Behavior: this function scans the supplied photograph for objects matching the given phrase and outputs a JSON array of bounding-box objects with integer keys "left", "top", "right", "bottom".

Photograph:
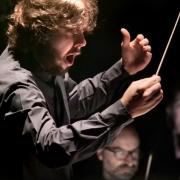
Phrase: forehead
[{"left": 110, "top": 130, "right": 139, "bottom": 150}]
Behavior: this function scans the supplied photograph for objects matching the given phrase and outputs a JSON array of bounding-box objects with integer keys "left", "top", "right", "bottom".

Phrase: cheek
[
  {"left": 104, "top": 155, "right": 122, "bottom": 169},
  {"left": 52, "top": 41, "right": 74, "bottom": 58},
  {"left": 52, "top": 49, "right": 67, "bottom": 69},
  {"left": 53, "top": 49, "right": 66, "bottom": 60},
  {"left": 135, "top": 159, "right": 139, "bottom": 166}
]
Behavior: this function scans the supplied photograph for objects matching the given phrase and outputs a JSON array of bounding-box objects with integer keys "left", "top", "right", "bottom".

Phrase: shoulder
[{"left": 0, "top": 49, "right": 37, "bottom": 94}]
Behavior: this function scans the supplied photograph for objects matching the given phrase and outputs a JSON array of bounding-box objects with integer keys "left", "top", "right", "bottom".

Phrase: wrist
[{"left": 121, "top": 59, "right": 136, "bottom": 75}]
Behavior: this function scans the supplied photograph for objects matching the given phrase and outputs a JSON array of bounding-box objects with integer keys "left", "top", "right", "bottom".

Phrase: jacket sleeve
[
  {"left": 3, "top": 79, "right": 132, "bottom": 168},
  {"left": 67, "top": 59, "right": 131, "bottom": 120}
]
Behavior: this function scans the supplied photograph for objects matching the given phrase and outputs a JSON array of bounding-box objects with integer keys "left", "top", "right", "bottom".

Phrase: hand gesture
[
  {"left": 120, "top": 75, "right": 163, "bottom": 118},
  {"left": 121, "top": 28, "right": 152, "bottom": 75}
]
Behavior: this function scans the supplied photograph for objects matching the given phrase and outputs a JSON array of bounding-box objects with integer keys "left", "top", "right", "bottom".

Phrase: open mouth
[
  {"left": 66, "top": 55, "right": 75, "bottom": 66},
  {"left": 65, "top": 52, "right": 80, "bottom": 67}
]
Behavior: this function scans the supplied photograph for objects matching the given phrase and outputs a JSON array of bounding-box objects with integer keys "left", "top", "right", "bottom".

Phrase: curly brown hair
[{"left": 7, "top": 0, "right": 98, "bottom": 55}]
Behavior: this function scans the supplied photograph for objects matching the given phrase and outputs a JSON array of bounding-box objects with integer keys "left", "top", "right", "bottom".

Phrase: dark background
[
  {"left": 70, "top": 1, "right": 180, "bottom": 179},
  {"left": 0, "top": 0, "right": 180, "bottom": 179}
]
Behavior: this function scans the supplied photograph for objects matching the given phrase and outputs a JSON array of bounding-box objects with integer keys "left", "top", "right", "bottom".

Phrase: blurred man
[{"left": 97, "top": 126, "right": 140, "bottom": 180}]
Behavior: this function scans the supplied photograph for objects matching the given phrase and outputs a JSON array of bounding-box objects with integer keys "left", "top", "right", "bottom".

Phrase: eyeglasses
[{"left": 105, "top": 146, "right": 140, "bottom": 160}]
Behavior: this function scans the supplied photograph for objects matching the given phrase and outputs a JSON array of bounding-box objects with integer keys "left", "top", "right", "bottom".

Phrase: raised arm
[{"left": 68, "top": 28, "right": 153, "bottom": 119}]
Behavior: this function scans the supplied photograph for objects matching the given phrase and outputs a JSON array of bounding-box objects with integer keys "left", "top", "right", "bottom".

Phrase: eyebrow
[{"left": 108, "top": 146, "right": 139, "bottom": 152}]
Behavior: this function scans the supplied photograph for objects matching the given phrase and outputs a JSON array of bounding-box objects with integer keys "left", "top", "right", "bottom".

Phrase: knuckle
[
  {"left": 131, "top": 81, "right": 137, "bottom": 88},
  {"left": 156, "top": 83, "right": 161, "bottom": 89},
  {"left": 142, "top": 93, "right": 149, "bottom": 100},
  {"left": 145, "top": 38, "right": 149, "bottom": 43}
]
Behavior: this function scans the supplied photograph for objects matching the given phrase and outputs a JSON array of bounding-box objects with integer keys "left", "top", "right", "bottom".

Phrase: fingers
[
  {"left": 135, "top": 34, "right": 144, "bottom": 42},
  {"left": 143, "top": 45, "right": 151, "bottom": 51},
  {"left": 134, "top": 75, "right": 161, "bottom": 92},
  {"left": 121, "top": 28, "right": 151, "bottom": 52},
  {"left": 137, "top": 76, "right": 163, "bottom": 110},
  {"left": 139, "top": 38, "right": 149, "bottom": 46},
  {"left": 134, "top": 35, "right": 151, "bottom": 52},
  {"left": 121, "top": 28, "right": 131, "bottom": 47},
  {"left": 143, "top": 82, "right": 162, "bottom": 101},
  {"left": 120, "top": 75, "right": 163, "bottom": 118},
  {"left": 143, "top": 89, "right": 163, "bottom": 111},
  {"left": 145, "top": 51, "right": 152, "bottom": 61}
]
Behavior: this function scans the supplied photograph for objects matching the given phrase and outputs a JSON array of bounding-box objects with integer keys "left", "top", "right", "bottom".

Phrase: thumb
[{"left": 121, "top": 28, "right": 131, "bottom": 47}]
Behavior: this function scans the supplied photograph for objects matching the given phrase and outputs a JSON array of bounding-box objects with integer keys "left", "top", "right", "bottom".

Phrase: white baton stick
[
  {"left": 145, "top": 153, "right": 153, "bottom": 180},
  {"left": 156, "top": 12, "right": 180, "bottom": 75}
]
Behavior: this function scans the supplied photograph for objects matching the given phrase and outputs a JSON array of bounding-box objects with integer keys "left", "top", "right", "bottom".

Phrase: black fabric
[
  {"left": 54, "top": 76, "right": 70, "bottom": 126},
  {"left": 0, "top": 47, "right": 132, "bottom": 180}
]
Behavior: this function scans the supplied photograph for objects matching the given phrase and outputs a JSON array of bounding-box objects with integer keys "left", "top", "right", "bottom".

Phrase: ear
[{"left": 96, "top": 149, "right": 103, "bottom": 161}]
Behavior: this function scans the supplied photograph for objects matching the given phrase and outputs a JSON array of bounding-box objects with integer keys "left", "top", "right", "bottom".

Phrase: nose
[
  {"left": 74, "top": 33, "right": 87, "bottom": 48},
  {"left": 124, "top": 155, "right": 136, "bottom": 167}
]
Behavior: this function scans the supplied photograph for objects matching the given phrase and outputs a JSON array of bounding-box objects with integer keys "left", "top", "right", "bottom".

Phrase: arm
[
  {"left": 68, "top": 28, "right": 152, "bottom": 120},
  {"left": 3, "top": 80, "right": 131, "bottom": 168},
  {"left": 68, "top": 60, "right": 130, "bottom": 120},
  {"left": 3, "top": 74, "right": 162, "bottom": 168}
]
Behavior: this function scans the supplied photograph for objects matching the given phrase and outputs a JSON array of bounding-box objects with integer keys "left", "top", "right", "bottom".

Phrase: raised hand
[{"left": 121, "top": 28, "right": 152, "bottom": 75}]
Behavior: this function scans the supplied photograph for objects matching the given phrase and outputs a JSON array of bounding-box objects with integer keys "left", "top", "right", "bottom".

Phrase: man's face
[
  {"left": 98, "top": 130, "right": 140, "bottom": 180},
  {"left": 40, "top": 28, "right": 86, "bottom": 73}
]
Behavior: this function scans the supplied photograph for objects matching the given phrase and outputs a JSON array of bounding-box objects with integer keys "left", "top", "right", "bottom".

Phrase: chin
[{"left": 57, "top": 66, "right": 70, "bottom": 75}]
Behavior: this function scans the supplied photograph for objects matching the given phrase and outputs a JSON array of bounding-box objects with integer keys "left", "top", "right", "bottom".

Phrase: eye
[
  {"left": 131, "top": 150, "right": 139, "bottom": 159},
  {"left": 116, "top": 151, "right": 125, "bottom": 156}
]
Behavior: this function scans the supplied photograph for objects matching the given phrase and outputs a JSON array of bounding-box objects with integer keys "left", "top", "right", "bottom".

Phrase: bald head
[{"left": 111, "top": 126, "right": 140, "bottom": 151}]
